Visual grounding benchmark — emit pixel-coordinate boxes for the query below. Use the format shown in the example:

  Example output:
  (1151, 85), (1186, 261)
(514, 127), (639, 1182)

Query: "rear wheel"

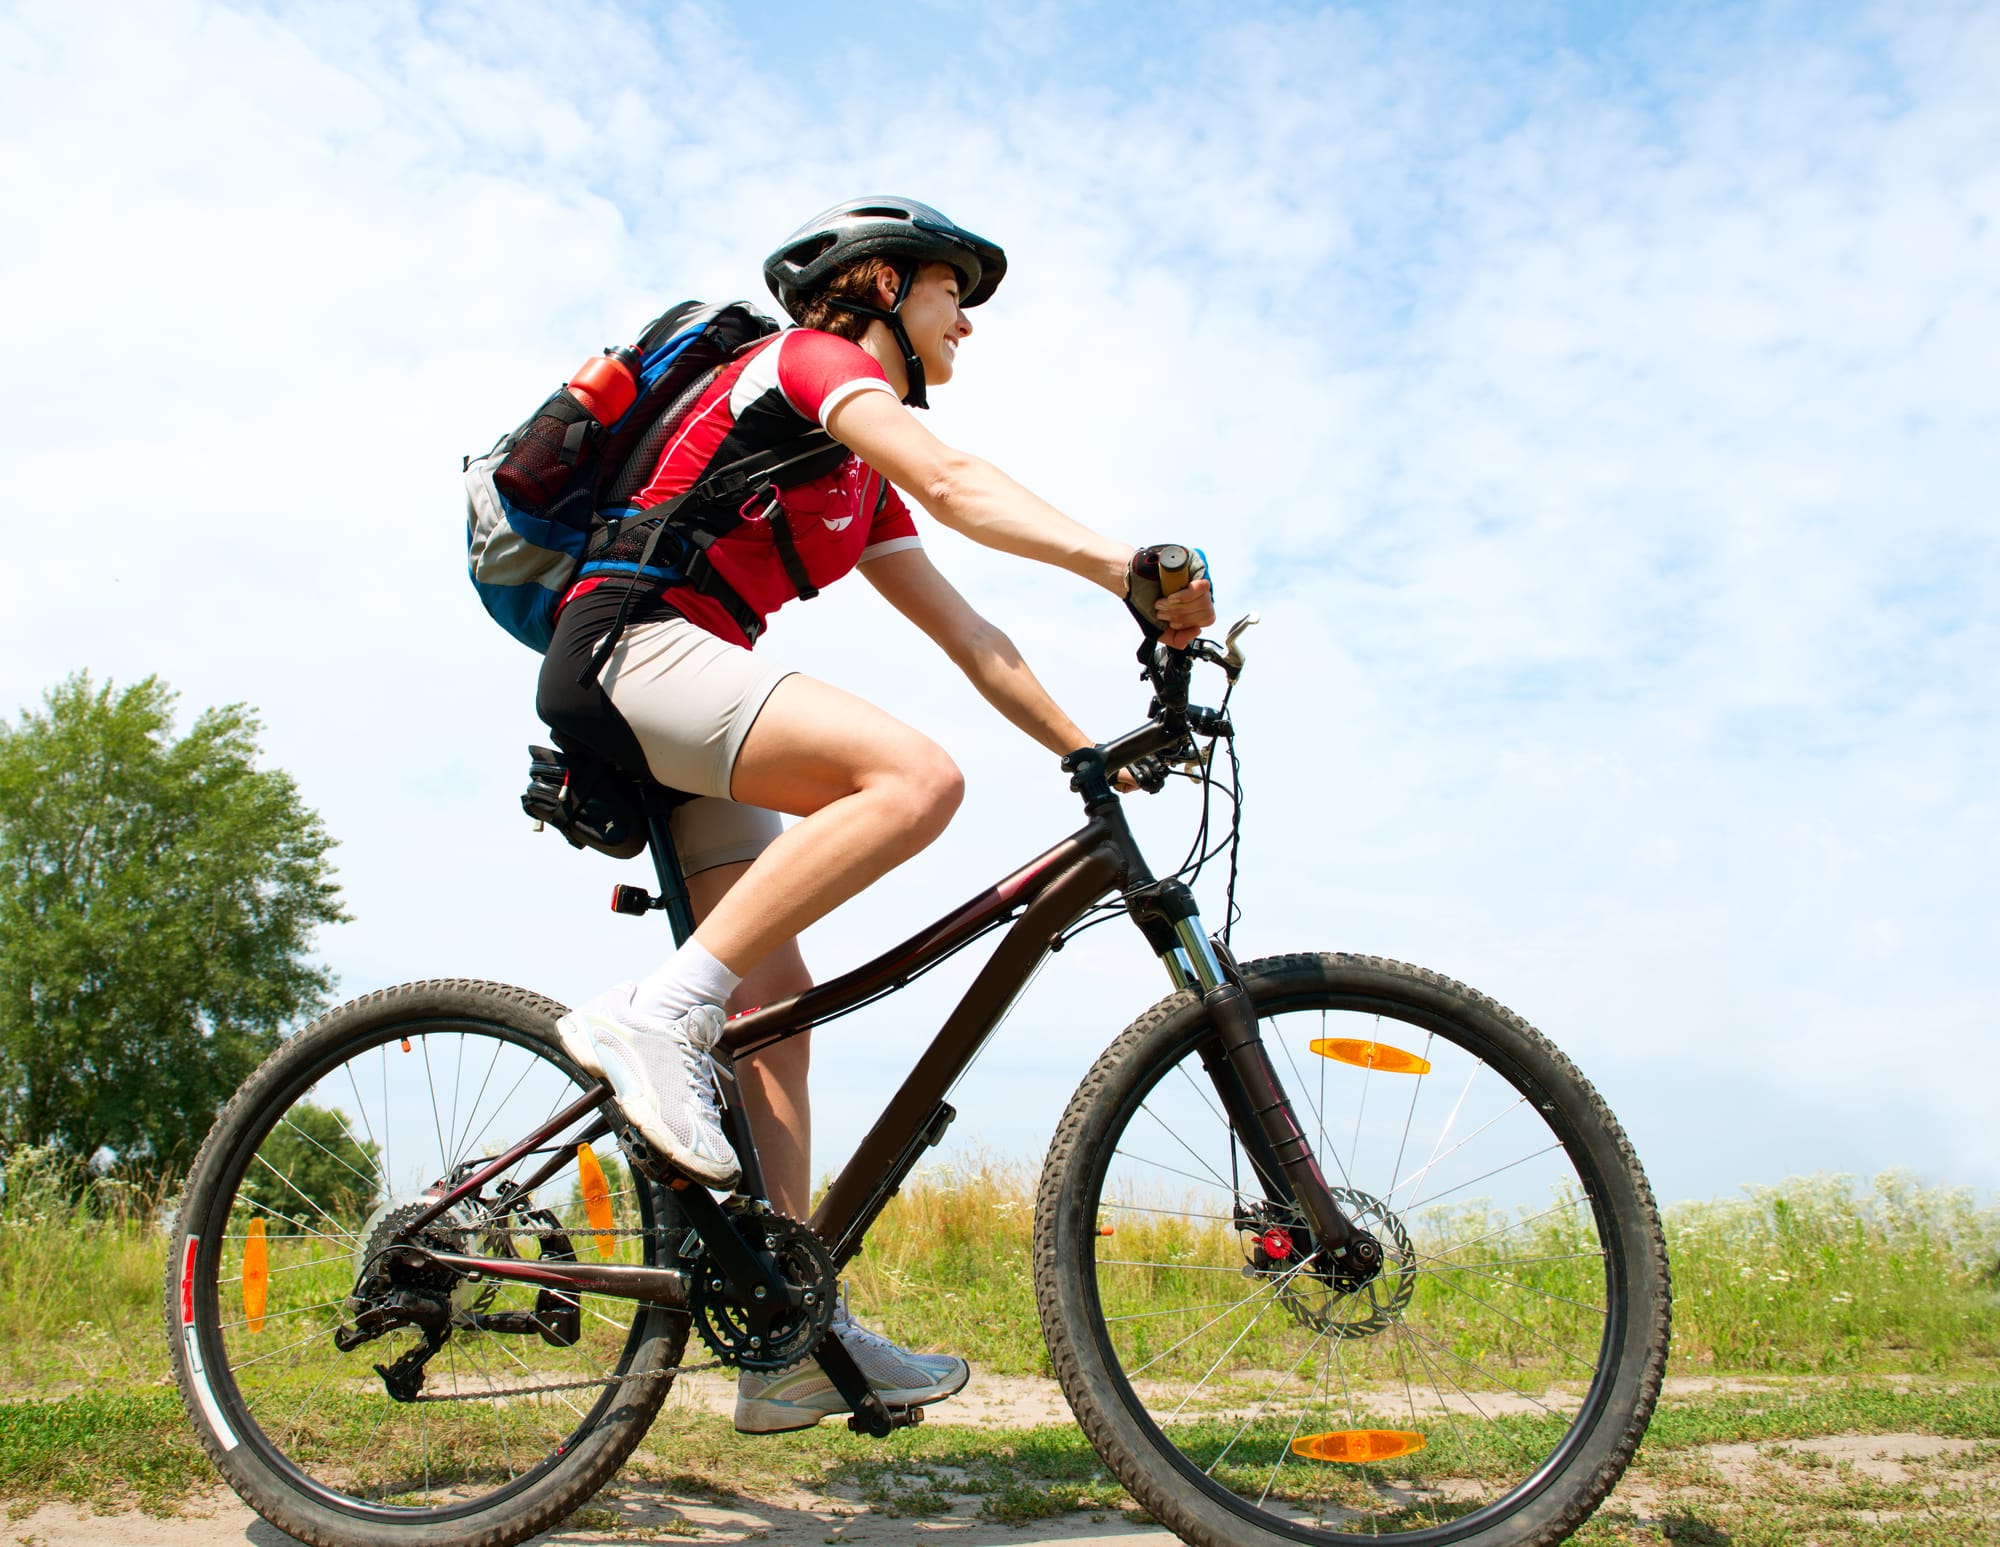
(166, 980), (687, 1547)
(1035, 953), (1670, 1547)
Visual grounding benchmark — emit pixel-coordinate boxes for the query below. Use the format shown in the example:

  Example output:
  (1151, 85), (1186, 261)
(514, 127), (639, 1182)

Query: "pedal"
(843, 1391), (925, 1436)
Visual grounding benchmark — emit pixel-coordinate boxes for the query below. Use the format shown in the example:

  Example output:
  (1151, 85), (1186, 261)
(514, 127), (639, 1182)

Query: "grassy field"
(2, 1149), (1996, 1542)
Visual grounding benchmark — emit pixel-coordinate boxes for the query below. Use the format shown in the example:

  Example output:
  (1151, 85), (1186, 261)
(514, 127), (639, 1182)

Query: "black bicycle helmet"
(763, 197), (1007, 408)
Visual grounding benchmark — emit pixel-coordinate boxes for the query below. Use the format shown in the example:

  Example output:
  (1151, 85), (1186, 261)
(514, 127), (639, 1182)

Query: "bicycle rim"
(1043, 954), (1666, 1546)
(177, 989), (681, 1526)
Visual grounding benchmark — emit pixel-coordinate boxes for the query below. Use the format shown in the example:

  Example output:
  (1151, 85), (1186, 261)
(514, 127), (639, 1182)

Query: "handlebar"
(1067, 613), (1259, 805)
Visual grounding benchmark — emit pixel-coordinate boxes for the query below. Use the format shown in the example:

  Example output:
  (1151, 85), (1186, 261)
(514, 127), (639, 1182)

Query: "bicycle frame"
(394, 681), (1377, 1348)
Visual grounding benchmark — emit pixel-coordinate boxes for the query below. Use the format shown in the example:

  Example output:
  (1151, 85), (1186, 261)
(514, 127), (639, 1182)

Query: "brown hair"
(793, 257), (901, 339)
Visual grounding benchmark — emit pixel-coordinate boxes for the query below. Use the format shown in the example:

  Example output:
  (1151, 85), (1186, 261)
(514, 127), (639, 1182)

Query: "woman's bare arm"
(858, 546), (1091, 757)
(826, 389), (1214, 646)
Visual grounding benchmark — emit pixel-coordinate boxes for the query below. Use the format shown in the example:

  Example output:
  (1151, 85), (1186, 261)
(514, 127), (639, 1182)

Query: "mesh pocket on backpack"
(493, 389), (599, 512)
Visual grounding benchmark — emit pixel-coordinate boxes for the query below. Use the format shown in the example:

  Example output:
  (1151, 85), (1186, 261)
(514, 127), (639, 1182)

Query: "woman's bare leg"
(692, 674), (963, 971)
(687, 860), (814, 1218)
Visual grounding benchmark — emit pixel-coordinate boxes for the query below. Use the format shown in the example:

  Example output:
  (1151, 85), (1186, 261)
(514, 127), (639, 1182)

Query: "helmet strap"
(821, 262), (929, 410)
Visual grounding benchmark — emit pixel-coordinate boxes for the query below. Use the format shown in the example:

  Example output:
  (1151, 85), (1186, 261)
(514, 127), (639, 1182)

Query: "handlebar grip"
(1156, 544), (1191, 595)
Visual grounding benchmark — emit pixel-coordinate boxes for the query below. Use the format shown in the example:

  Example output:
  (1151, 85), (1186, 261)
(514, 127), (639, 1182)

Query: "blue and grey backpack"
(464, 301), (842, 655)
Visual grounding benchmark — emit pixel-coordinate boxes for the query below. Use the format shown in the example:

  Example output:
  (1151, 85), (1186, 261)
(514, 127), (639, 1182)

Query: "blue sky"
(1, 0), (1993, 1208)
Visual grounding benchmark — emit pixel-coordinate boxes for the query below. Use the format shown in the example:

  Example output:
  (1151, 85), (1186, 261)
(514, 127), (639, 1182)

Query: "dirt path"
(7, 1374), (1990, 1545)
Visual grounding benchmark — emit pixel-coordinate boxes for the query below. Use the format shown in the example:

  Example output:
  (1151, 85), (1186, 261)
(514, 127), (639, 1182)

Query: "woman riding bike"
(533, 197), (1215, 1435)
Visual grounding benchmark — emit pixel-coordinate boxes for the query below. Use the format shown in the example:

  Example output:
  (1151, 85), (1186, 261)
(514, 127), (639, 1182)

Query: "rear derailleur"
(333, 1181), (585, 1402)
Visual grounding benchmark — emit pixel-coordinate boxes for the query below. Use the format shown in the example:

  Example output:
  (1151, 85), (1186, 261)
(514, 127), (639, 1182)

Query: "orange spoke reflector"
(243, 1217), (269, 1333)
(1309, 1037), (1431, 1075)
(400, 1038), (412, 1053)
(577, 1143), (616, 1260)
(1292, 1429), (1427, 1463)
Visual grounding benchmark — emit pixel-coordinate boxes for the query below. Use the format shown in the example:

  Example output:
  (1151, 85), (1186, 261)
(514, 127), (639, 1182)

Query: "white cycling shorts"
(599, 615), (790, 876)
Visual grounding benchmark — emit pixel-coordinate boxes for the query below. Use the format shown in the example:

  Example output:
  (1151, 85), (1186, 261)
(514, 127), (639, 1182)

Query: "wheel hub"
(1243, 1188), (1416, 1338)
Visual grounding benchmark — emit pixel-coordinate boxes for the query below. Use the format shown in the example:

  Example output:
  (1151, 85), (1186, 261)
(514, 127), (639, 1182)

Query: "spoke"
(1254, 1337), (1326, 1507)
(214, 1295), (350, 1332)
(1406, 1250), (1609, 1316)
(1135, 1099), (1235, 1192)
(1173, 1058), (1234, 1136)
(446, 1032), (467, 1173)
(451, 1035), (514, 1184)
(1391, 1086), (1524, 1205)
(458, 1048), (545, 1185)
(219, 1250), (357, 1284)
(1346, 1025), (1371, 1180)
(1392, 1311), (1488, 1535)
(1387, 1283), (1441, 1530)
(1205, 1322), (1325, 1478)
(454, 1336), (522, 1479)
(228, 1322), (347, 1372)
(1276, 1024), (1354, 1194)
(249, 1151), (363, 1248)
(1386, 1028), (1434, 1214)
(1421, 1268), (1602, 1374)
(342, 1059), (382, 1174)
(1422, 1196), (1595, 1260)
(274, 1350), (344, 1460)
(1422, 1248), (1605, 1270)
(1105, 1296), (1283, 1324)
(1404, 1055), (1483, 1206)
(1390, 1310), (1545, 1484)
(1391, 1318), (1570, 1419)
(1402, 1142), (1564, 1215)
(275, 1109), (380, 1193)
(1168, 1268), (1297, 1420)
(1121, 1269), (1292, 1380)
(421, 1034), (450, 1185)
(1111, 1147), (1240, 1197)
(1098, 1199), (1242, 1226)
(1099, 1258), (1265, 1275)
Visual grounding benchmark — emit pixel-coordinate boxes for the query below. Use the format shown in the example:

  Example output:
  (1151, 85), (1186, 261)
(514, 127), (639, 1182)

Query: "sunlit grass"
(2, 1146), (1995, 1398)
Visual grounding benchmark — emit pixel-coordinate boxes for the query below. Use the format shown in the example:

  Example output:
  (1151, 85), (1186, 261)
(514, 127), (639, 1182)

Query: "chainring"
(685, 1208), (837, 1372)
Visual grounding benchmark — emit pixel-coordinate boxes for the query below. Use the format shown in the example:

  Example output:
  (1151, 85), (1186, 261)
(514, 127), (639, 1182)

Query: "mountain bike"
(166, 614), (1671, 1547)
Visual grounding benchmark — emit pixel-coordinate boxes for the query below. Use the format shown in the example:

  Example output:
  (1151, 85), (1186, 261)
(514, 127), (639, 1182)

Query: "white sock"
(632, 939), (741, 1025)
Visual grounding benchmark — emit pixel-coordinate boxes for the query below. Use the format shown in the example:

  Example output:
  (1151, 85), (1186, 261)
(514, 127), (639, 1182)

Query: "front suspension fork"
(1139, 891), (1382, 1286)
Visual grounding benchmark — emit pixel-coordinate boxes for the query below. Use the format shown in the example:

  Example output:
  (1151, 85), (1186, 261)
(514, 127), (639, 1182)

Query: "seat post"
(642, 800), (697, 947)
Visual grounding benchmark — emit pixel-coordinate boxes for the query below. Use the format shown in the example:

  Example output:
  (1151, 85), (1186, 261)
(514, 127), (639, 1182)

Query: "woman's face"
(884, 260), (972, 386)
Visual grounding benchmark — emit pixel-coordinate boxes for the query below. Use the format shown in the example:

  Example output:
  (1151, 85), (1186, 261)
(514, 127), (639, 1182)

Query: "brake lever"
(1223, 613), (1260, 676)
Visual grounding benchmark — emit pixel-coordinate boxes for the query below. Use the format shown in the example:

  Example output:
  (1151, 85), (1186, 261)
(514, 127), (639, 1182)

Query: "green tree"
(239, 1101), (381, 1231)
(0, 673), (347, 1183)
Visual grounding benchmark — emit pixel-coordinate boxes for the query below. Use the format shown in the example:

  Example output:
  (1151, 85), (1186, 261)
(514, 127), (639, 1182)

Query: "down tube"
(810, 846), (1122, 1265)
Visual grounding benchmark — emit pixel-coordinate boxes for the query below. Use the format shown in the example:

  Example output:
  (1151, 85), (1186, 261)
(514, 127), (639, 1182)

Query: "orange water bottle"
(567, 345), (641, 424)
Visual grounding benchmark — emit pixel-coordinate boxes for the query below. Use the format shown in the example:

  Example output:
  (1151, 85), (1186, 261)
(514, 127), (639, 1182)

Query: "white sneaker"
(733, 1291), (969, 1434)
(556, 986), (739, 1189)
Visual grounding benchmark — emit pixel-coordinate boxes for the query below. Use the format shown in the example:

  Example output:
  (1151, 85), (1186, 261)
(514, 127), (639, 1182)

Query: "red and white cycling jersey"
(561, 329), (921, 648)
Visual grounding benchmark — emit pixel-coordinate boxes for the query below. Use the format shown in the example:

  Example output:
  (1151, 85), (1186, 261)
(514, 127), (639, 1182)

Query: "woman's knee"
(883, 739), (964, 845)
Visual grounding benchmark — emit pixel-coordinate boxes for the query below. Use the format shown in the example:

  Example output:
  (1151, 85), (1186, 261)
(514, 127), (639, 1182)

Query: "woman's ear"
(874, 264), (902, 309)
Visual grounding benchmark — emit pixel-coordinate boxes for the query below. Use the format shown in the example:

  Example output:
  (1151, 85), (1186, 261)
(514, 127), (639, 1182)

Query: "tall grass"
(0, 1146), (173, 1391)
(847, 1160), (2000, 1379)
(2, 1145), (1995, 1395)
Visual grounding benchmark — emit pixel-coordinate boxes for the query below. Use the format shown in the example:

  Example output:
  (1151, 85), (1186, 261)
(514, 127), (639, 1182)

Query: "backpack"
(464, 300), (848, 654)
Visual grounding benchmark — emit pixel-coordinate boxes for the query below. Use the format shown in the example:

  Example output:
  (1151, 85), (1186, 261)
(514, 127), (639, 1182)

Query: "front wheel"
(165, 980), (688, 1547)
(1035, 953), (1670, 1547)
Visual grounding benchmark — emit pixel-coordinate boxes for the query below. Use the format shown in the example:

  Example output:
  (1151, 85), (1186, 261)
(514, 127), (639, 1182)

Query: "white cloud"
(1, 0), (1992, 1205)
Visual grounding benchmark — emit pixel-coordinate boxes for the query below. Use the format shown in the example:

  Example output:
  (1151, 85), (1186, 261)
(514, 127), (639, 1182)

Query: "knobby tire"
(1034, 952), (1671, 1547)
